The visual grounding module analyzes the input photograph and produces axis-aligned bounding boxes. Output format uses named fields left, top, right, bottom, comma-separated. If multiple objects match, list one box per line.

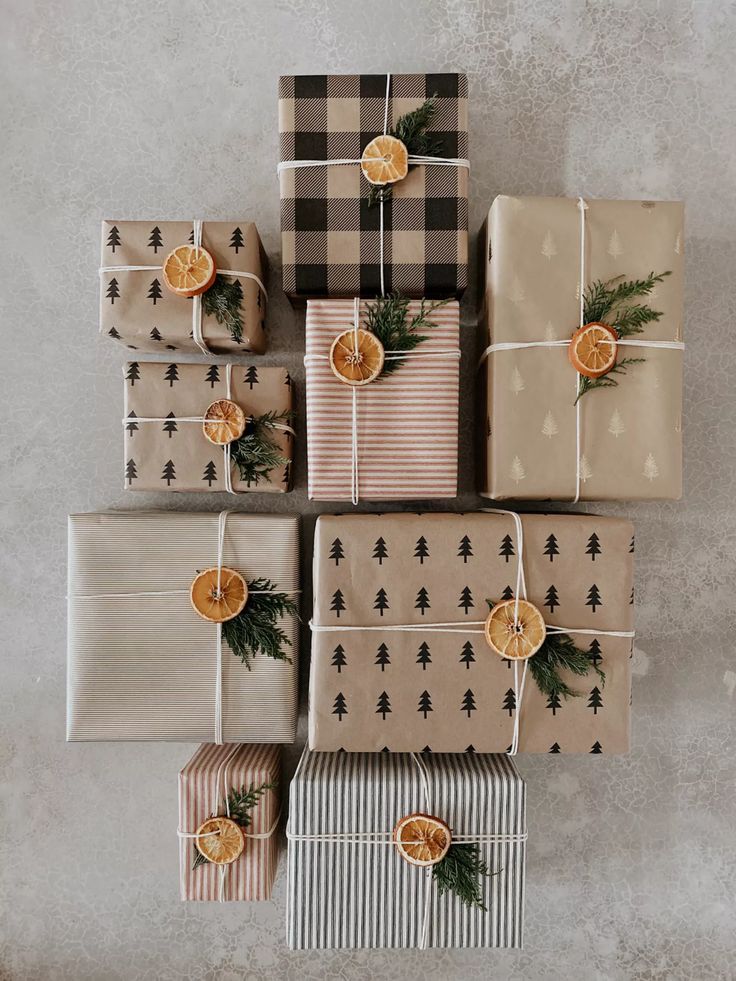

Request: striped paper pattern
left=179, top=744, right=280, bottom=901
left=287, top=751, right=525, bottom=949
left=305, top=300, right=459, bottom=501
left=67, top=511, right=299, bottom=742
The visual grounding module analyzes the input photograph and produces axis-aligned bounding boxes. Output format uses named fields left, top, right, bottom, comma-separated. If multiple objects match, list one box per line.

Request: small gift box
left=479, top=195, right=684, bottom=500
left=100, top=219, right=268, bottom=354
left=305, top=297, right=460, bottom=501
left=179, top=744, right=281, bottom=902
left=123, top=361, right=293, bottom=493
left=278, top=73, right=469, bottom=299
left=67, top=511, right=299, bottom=742
left=308, top=511, right=634, bottom=754
left=287, top=749, right=526, bottom=949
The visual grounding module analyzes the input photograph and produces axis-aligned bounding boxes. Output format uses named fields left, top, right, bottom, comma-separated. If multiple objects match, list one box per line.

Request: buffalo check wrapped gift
left=287, top=749, right=526, bottom=949
left=305, top=299, right=460, bottom=501
left=479, top=196, right=684, bottom=500
left=308, top=511, right=635, bottom=754
left=278, top=73, right=469, bottom=299
left=179, top=744, right=281, bottom=902
left=123, top=361, right=293, bottom=493
left=100, top=220, right=268, bottom=354
left=67, top=511, right=299, bottom=742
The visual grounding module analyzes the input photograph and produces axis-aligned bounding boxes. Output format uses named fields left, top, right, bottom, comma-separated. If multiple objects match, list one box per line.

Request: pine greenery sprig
left=432, top=843, right=498, bottom=910
left=192, top=780, right=277, bottom=869
left=363, top=293, right=451, bottom=375
left=221, top=577, right=298, bottom=670
left=202, top=275, right=245, bottom=344
left=229, top=410, right=292, bottom=485
left=367, top=96, right=442, bottom=206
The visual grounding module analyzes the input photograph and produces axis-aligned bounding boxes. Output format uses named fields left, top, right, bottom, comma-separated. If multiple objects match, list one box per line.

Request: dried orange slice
left=194, top=816, right=244, bottom=865
left=203, top=399, right=246, bottom=445
left=569, top=322, right=618, bottom=379
left=361, top=134, right=409, bottom=186
left=190, top=567, right=248, bottom=623
left=329, top=328, right=385, bottom=386
left=393, top=813, right=451, bottom=867
left=162, top=244, right=216, bottom=297
left=484, top=599, right=546, bottom=660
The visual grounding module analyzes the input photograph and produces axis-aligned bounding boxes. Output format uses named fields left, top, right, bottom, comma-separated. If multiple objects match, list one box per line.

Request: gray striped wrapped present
left=287, top=750, right=526, bottom=949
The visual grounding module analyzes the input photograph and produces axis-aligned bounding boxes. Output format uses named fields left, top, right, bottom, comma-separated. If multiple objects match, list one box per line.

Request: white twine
left=100, top=219, right=268, bottom=356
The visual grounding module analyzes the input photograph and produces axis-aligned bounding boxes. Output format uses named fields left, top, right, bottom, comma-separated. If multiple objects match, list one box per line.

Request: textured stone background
left=2, top=0, right=735, bottom=978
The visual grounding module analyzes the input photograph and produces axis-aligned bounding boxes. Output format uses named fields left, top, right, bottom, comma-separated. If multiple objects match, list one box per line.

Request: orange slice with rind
left=361, top=134, right=409, bottom=186
left=162, top=244, right=216, bottom=297
left=569, top=322, right=618, bottom=379
left=329, top=328, right=385, bottom=386
left=194, top=816, right=245, bottom=865
left=190, top=567, right=248, bottom=623
left=393, top=812, right=451, bottom=867
left=484, top=599, right=546, bottom=660
left=203, top=399, right=246, bottom=445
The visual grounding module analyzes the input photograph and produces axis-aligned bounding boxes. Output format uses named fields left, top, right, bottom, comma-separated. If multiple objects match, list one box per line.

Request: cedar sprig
left=229, top=410, right=292, bottom=485
left=363, top=293, right=451, bottom=375
left=367, top=96, right=442, bottom=206
left=193, top=781, right=277, bottom=869
left=574, top=357, right=645, bottom=403
left=432, top=843, right=498, bottom=911
left=202, top=275, right=245, bottom=344
left=221, top=577, right=297, bottom=670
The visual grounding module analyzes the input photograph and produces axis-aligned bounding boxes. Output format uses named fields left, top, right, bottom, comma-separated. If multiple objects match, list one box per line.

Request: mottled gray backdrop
left=2, top=1, right=734, bottom=978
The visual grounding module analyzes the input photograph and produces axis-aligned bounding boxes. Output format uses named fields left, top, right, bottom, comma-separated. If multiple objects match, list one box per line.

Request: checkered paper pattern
left=279, top=74, right=468, bottom=299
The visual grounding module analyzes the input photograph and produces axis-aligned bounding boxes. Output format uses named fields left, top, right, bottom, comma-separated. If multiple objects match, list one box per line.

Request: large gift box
left=67, top=511, right=299, bottom=742
left=309, top=511, right=634, bottom=754
left=305, top=299, right=459, bottom=501
left=100, top=220, right=268, bottom=354
left=278, top=73, right=468, bottom=299
left=479, top=195, right=684, bottom=500
left=179, top=744, right=281, bottom=901
left=287, top=750, right=526, bottom=949
left=123, top=361, right=293, bottom=493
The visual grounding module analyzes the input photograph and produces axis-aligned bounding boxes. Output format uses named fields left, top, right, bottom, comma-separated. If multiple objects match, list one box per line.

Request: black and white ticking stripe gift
left=287, top=750, right=526, bottom=949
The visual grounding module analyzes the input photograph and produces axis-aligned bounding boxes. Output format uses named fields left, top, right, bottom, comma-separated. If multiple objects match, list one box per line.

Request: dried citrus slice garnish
left=484, top=599, right=547, bottom=660
left=203, top=399, right=246, bottom=445
left=361, top=134, right=409, bottom=186
left=568, top=322, right=618, bottom=379
left=393, top=812, right=451, bottom=867
left=329, top=328, right=385, bottom=386
left=190, top=567, right=248, bottom=623
left=162, top=244, right=216, bottom=297
left=194, top=816, right=245, bottom=865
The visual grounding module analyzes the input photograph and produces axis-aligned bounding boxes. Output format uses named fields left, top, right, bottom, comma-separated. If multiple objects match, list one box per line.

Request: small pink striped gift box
left=305, top=299, right=460, bottom=501
left=178, top=744, right=281, bottom=902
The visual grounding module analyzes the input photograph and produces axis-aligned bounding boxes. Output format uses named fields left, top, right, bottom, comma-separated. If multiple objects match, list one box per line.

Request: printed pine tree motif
left=331, top=644, right=347, bottom=672
left=372, top=536, right=388, bottom=563
left=543, top=321, right=556, bottom=342
left=164, top=364, right=179, bottom=386
left=125, top=458, right=137, bottom=484
left=418, top=690, right=433, bottom=718
left=106, top=225, right=121, bottom=252
left=586, top=533, right=602, bottom=561
left=509, top=366, right=525, bottom=395
left=162, top=412, right=177, bottom=438
left=608, top=408, right=626, bottom=437
left=587, top=686, right=603, bottom=714
left=588, top=638, right=603, bottom=668
left=630, top=586, right=634, bottom=606
left=413, top=536, right=429, bottom=563
left=165, top=344, right=177, bottom=351
left=459, top=641, right=475, bottom=669
left=202, top=460, right=217, bottom=486
left=374, top=588, right=389, bottom=616
left=416, top=642, right=431, bottom=670
left=106, top=277, right=120, bottom=303
left=375, top=643, right=390, bottom=671
left=147, top=278, right=162, bottom=304
left=674, top=230, right=683, bottom=255
left=541, top=229, right=557, bottom=260
left=457, top=535, right=473, bottom=562
left=188, top=228, right=195, bottom=244
left=607, top=229, right=624, bottom=258
left=229, top=226, right=244, bottom=252
left=285, top=371, right=292, bottom=389
left=329, top=538, right=345, bottom=565
left=508, top=276, right=525, bottom=303
left=245, top=366, right=259, bottom=389
left=332, top=692, right=347, bottom=720
left=629, top=535, right=635, bottom=554
left=415, top=587, right=430, bottom=616
left=549, top=742, right=561, bottom=753
left=205, top=364, right=220, bottom=387
left=465, top=744, right=475, bottom=753
left=282, top=463, right=290, bottom=488
left=149, top=327, right=162, bottom=343
left=590, top=741, right=603, bottom=754
left=509, top=455, right=526, bottom=484
left=331, top=589, right=346, bottom=617
left=544, top=534, right=559, bottom=561
left=586, top=583, right=602, bottom=612
left=126, top=362, right=140, bottom=386
left=108, top=326, right=121, bottom=339
left=544, top=584, right=559, bottom=613
left=376, top=691, right=391, bottom=719
left=579, top=455, right=593, bottom=482
left=546, top=692, right=561, bottom=714
left=147, top=225, right=163, bottom=253
left=541, top=410, right=558, bottom=438
left=502, top=688, right=516, bottom=716
left=499, top=534, right=515, bottom=562
left=125, top=411, right=138, bottom=436
left=462, top=689, right=477, bottom=717
left=161, top=459, right=176, bottom=485
left=643, top=453, right=659, bottom=481
left=501, top=585, right=514, bottom=601
left=458, top=586, right=474, bottom=614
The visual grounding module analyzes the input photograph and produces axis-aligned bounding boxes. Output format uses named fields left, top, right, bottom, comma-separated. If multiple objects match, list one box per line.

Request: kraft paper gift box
left=100, top=220, right=268, bottom=354
left=479, top=195, right=684, bottom=500
left=123, top=361, right=293, bottom=493
left=67, top=511, right=299, bottom=742
left=287, top=750, right=526, bottom=949
left=305, top=299, right=460, bottom=500
left=308, top=511, right=634, bottom=754
left=179, top=744, right=281, bottom=901
left=278, top=73, right=468, bottom=299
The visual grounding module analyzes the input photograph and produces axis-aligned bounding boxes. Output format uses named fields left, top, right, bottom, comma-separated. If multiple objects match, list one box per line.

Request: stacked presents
left=67, top=72, right=684, bottom=949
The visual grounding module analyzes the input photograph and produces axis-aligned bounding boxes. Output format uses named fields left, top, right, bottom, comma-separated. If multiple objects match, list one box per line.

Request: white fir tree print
left=608, top=408, right=626, bottom=437
left=579, top=455, right=593, bottom=482
left=543, top=321, right=556, bottom=342
left=541, top=230, right=557, bottom=260
left=509, top=366, right=525, bottom=395
left=675, top=414, right=682, bottom=434
left=607, top=229, right=624, bottom=258
left=674, top=230, right=683, bottom=255
left=674, top=322, right=683, bottom=342
left=508, top=276, right=526, bottom=303
left=643, top=453, right=660, bottom=481
left=542, top=410, right=559, bottom=438
left=509, top=455, right=526, bottom=483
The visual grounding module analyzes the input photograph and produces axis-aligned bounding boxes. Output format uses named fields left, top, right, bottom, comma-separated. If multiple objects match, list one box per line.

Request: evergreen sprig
left=367, top=96, right=441, bottom=206
left=202, top=275, right=245, bottom=344
left=363, top=293, right=450, bottom=375
left=192, top=780, right=277, bottom=869
left=432, top=843, right=498, bottom=910
left=574, top=357, right=645, bottom=403
left=229, top=410, right=292, bottom=485
left=221, top=577, right=298, bottom=670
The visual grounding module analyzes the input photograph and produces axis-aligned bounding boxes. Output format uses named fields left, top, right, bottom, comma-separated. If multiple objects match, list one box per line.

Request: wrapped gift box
left=278, top=73, right=468, bottom=299
left=287, top=750, right=526, bottom=949
left=67, top=511, right=299, bottom=742
left=309, top=511, right=634, bottom=753
left=179, top=744, right=281, bottom=901
left=100, top=220, right=268, bottom=354
left=479, top=195, right=684, bottom=500
left=123, top=361, right=293, bottom=493
left=305, top=299, right=459, bottom=500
